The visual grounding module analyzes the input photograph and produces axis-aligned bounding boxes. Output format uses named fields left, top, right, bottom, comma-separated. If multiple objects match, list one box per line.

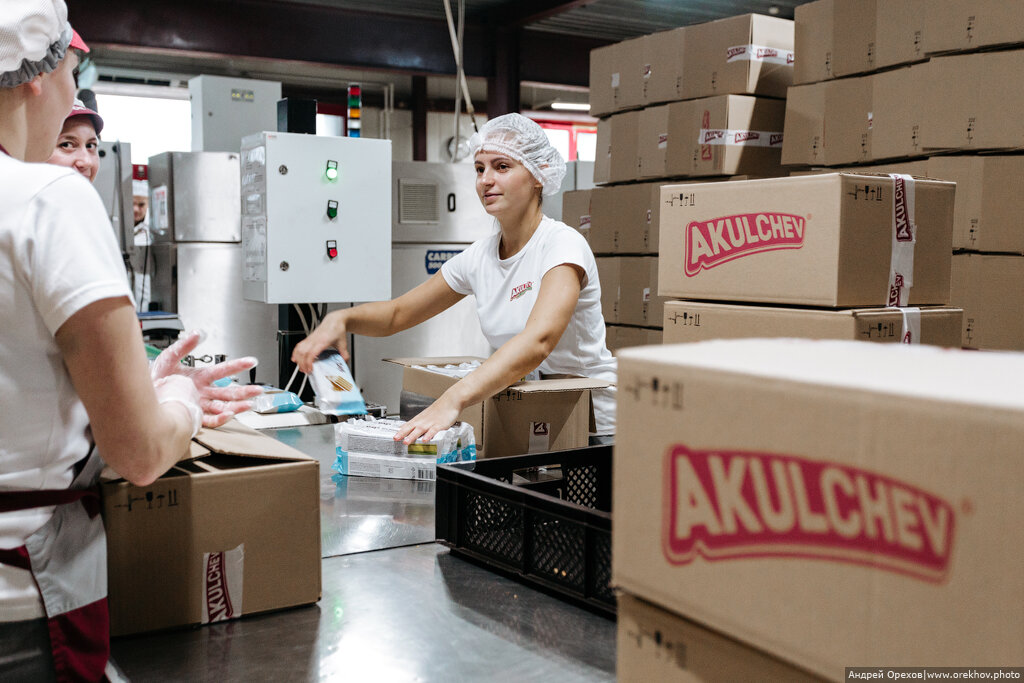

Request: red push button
left=326, top=240, right=338, bottom=259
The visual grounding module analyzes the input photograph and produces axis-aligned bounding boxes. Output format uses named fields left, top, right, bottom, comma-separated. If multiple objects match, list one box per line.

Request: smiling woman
left=47, top=98, right=102, bottom=181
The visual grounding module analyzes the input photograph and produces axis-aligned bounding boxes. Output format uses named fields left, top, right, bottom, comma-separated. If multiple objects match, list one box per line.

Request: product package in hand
left=310, top=351, right=367, bottom=416
left=251, top=389, right=304, bottom=414
left=334, top=417, right=476, bottom=480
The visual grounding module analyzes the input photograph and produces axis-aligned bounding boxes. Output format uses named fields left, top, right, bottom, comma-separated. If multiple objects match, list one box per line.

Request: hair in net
left=469, top=113, right=567, bottom=196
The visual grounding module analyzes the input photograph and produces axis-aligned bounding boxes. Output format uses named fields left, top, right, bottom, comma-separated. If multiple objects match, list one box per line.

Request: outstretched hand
left=392, top=394, right=461, bottom=445
left=150, top=331, right=264, bottom=428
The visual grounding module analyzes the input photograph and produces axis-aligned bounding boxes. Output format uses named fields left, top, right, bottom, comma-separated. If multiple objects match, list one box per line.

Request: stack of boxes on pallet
left=565, top=14, right=795, bottom=354
left=783, top=0, right=1024, bottom=351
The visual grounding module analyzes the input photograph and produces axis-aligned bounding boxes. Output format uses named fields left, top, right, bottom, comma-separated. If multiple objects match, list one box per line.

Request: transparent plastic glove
left=153, top=374, right=202, bottom=438
left=150, top=330, right=264, bottom=428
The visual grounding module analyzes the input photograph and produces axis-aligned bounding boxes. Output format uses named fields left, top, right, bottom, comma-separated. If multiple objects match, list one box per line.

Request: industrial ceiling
left=66, top=0, right=804, bottom=109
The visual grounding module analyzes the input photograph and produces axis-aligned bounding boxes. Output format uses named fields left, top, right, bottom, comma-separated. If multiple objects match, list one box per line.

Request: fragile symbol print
left=662, top=446, right=956, bottom=582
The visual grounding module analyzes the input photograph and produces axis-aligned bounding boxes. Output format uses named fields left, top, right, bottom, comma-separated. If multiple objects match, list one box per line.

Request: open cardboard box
left=101, top=420, right=321, bottom=636
left=387, top=356, right=609, bottom=458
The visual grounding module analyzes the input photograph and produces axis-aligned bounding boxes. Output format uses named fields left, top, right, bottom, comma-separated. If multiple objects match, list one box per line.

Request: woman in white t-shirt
left=294, top=113, right=616, bottom=444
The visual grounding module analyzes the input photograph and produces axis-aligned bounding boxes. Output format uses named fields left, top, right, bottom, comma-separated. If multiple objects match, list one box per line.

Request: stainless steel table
left=110, top=424, right=617, bottom=682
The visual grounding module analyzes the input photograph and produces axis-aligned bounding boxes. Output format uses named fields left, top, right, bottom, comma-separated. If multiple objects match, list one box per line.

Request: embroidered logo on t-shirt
left=510, top=281, right=534, bottom=301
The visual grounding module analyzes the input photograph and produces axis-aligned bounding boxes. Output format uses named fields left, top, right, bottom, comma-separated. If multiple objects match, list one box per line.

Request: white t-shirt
left=441, top=216, right=617, bottom=434
left=0, top=154, right=132, bottom=620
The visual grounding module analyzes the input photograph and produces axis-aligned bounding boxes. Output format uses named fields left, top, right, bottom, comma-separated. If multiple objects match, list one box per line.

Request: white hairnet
left=469, top=113, right=567, bottom=196
left=0, top=1, right=71, bottom=89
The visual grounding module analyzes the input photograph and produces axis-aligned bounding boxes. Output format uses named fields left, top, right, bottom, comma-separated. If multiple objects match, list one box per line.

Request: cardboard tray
left=435, top=445, right=614, bottom=616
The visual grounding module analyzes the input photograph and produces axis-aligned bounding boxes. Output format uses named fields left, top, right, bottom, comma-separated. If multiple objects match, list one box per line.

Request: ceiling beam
left=480, top=0, right=599, bottom=27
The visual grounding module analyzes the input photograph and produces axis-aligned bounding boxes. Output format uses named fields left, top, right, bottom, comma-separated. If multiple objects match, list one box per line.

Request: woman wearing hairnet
left=0, top=2, right=259, bottom=680
left=294, top=113, right=617, bottom=445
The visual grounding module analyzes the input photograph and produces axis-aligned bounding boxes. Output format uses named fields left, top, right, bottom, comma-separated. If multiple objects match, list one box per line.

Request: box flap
left=509, top=378, right=612, bottom=393
left=385, top=356, right=487, bottom=368
left=99, top=441, right=211, bottom=482
left=191, top=419, right=314, bottom=462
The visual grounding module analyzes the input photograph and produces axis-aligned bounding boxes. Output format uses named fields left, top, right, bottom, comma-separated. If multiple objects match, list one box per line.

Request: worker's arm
left=56, top=297, right=199, bottom=486
left=291, top=271, right=465, bottom=372
left=394, top=263, right=583, bottom=444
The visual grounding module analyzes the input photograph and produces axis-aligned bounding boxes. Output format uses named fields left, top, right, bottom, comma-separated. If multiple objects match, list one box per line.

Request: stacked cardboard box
left=614, top=338, right=1024, bottom=681
left=591, top=13, right=794, bottom=185
left=659, top=173, right=961, bottom=347
left=783, top=0, right=1024, bottom=350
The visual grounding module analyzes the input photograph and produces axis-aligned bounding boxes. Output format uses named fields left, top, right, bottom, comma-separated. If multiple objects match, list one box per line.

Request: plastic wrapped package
left=310, top=351, right=367, bottom=416
left=334, top=417, right=476, bottom=480
left=251, top=390, right=303, bottom=414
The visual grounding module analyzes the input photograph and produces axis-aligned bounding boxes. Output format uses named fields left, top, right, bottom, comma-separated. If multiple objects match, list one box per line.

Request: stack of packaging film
left=783, top=0, right=1024, bottom=351
left=564, top=13, right=795, bottom=354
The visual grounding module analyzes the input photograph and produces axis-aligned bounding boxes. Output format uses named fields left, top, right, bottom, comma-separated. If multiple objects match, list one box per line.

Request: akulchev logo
left=510, top=281, right=534, bottom=301
left=663, top=446, right=956, bottom=582
left=684, top=212, right=806, bottom=276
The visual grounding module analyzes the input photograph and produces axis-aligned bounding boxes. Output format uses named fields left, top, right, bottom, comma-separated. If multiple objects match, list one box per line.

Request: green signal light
left=325, top=160, right=339, bottom=181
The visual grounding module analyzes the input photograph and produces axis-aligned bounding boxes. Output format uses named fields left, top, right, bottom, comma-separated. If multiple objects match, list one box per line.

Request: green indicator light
left=325, top=160, right=339, bottom=181
left=327, top=200, right=338, bottom=219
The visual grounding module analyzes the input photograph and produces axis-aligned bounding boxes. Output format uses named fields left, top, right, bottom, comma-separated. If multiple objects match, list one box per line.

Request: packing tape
left=726, top=44, right=795, bottom=66
left=698, top=129, right=784, bottom=147
left=899, top=307, right=922, bottom=344
left=886, top=174, right=916, bottom=307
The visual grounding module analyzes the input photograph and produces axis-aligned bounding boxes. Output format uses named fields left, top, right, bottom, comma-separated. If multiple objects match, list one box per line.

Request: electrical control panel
left=240, top=132, right=392, bottom=304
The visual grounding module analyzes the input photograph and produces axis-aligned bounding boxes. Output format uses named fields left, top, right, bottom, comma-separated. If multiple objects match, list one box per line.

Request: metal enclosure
left=189, top=75, right=281, bottom=153
left=240, top=132, right=392, bottom=304
left=93, top=140, right=134, bottom=256
left=149, top=152, right=241, bottom=243
left=146, top=151, right=279, bottom=385
left=354, top=161, right=493, bottom=413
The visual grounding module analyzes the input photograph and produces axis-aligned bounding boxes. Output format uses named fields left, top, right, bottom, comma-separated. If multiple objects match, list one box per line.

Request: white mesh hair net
left=0, top=1, right=71, bottom=88
left=469, top=113, right=567, bottom=196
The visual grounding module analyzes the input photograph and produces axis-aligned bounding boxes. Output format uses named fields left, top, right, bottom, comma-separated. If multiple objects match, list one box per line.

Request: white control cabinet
left=241, top=132, right=392, bottom=304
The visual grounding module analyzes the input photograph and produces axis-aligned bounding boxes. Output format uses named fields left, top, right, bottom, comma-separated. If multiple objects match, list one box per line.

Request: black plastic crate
left=435, top=445, right=614, bottom=617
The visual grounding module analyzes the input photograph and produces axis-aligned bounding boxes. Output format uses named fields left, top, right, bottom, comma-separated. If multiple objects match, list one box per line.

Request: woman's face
left=474, top=152, right=542, bottom=217
left=48, top=117, right=100, bottom=182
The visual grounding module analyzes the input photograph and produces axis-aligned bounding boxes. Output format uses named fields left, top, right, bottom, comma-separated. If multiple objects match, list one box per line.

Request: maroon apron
left=0, top=449, right=110, bottom=682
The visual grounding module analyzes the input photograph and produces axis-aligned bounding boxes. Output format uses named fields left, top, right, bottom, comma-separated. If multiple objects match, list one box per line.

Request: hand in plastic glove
left=153, top=374, right=203, bottom=438
left=393, top=393, right=461, bottom=445
left=150, top=330, right=264, bottom=429
left=291, top=311, right=348, bottom=374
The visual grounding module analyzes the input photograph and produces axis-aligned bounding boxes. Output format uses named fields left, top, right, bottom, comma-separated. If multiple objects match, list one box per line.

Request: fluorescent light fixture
left=551, top=101, right=591, bottom=112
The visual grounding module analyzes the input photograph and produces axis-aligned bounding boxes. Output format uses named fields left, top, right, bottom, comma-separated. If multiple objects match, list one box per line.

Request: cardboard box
left=562, top=188, right=594, bottom=244
left=596, top=256, right=620, bottom=322
left=605, top=324, right=662, bottom=356
left=617, top=593, right=824, bottom=683
left=609, top=110, right=641, bottom=183
left=618, top=256, right=666, bottom=327
left=819, top=75, right=874, bottom=166
left=922, top=50, right=1024, bottom=153
left=662, top=300, right=963, bottom=347
left=925, top=0, right=1024, bottom=56
left=788, top=159, right=929, bottom=178
left=793, top=0, right=833, bottom=86
left=102, top=422, right=321, bottom=636
left=387, top=357, right=608, bottom=457
left=665, top=95, right=786, bottom=179
left=615, top=36, right=648, bottom=113
left=643, top=27, right=687, bottom=105
left=875, top=0, right=929, bottom=69
left=658, top=174, right=955, bottom=307
left=681, top=14, right=794, bottom=101
left=589, top=182, right=663, bottom=255
left=614, top=339, right=1024, bottom=680
left=594, top=117, right=612, bottom=185
left=929, top=155, right=1024, bottom=254
left=950, top=253, right=1024, bottom=350
left=870, top=63, right=929, bottom=161
left=589, top=42, right=621, bottom=119
left=781, top=81, right=826, bottom=167
left=831, top=0, right=877, bottom=77
left=638, top=104, right=671, bottom=179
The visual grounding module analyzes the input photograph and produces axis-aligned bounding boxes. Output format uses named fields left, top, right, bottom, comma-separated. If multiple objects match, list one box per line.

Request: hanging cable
left=442, top=0, right=478, bottom=134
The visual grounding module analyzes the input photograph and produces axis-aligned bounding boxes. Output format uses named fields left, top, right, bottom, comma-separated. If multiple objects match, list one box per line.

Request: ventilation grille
left=398, top=179, right=439, bottom=224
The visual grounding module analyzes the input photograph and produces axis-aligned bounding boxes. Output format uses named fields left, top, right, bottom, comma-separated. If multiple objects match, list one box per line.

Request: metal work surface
left=269, top=424, right=438, bottom=558
left=111, top=543, right=616, bottom=682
